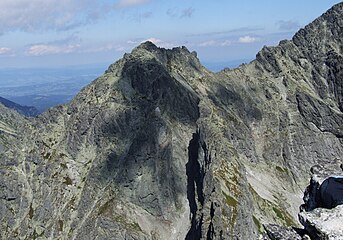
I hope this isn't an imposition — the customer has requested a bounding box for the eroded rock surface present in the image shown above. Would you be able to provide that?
[1,3,343,239]
[264,163,343,240]
[264,224,301,240]
[299,205,343,240]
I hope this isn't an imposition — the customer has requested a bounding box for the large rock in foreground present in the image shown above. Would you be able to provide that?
[264,224,301,240]
[299,205,343,239]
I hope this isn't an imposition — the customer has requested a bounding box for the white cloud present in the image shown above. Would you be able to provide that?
[198,40,231,47]
[84,44,126,53]
[26,44,80,56]
[220,40,231,46]
[199,40,216,47]
[0,0,106,33]
[277,20,300,31]
[0,0,154,33]
[238,36,258,44]
[115,46,126,52]
[127,40,138,44]
[0,47,12,55]
[143,38,163,45]
[116,0,152,8]
[141,38,176,49]
[25,34,83,56]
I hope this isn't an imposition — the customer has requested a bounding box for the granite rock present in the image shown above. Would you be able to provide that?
[299,205,343,240]
[1,3,343,239]
[264,224,302,240]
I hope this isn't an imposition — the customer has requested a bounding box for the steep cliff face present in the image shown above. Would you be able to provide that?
[1,3,343,239]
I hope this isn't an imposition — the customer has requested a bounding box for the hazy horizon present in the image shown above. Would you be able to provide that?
[0,0,341,69]
[0,1,341,111]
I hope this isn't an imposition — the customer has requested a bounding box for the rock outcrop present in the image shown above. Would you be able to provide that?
[263,163,343,240]
[299,205,343,240]
[1,2,343,239]
[297,163,343,240]
[264,224,302,240]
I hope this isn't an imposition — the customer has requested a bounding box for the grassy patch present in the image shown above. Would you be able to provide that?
[248,184,296,227]
[98,199,142,233]
[63,176,73,185]
[275,166,288,174]
[113,215,142,232]
[29,203,34,219]
[98,199,113,216]
[223,191,238,207]
[273,207,283,219]
[272,207,295,226]
[253,215,262,233]
[60,163,68,169]
[58,220,63,231]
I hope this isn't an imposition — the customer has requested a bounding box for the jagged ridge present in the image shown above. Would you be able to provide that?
[0,2,343,239]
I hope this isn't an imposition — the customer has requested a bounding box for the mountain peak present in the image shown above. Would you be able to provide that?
[132,41,194,58]
[328,1,343,12]
[292,2,343,47]
[136,41,159,51]
[115,40,203,76]
[2,4,343,240]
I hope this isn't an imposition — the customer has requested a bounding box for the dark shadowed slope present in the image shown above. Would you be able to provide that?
[0,96,38,117]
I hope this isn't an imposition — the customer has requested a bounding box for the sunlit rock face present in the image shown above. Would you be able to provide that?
[1,3,343,239]
[299,205,343,240]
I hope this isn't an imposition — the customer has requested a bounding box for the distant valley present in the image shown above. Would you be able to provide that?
[0,65,106,113]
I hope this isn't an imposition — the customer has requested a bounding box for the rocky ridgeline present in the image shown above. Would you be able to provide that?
[265,163,343,240]
[1,3,343,240]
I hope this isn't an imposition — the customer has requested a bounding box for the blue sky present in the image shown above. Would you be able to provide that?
[0,0,341,69]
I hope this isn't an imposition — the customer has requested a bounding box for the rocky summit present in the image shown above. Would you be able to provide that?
[1,3,343,240]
